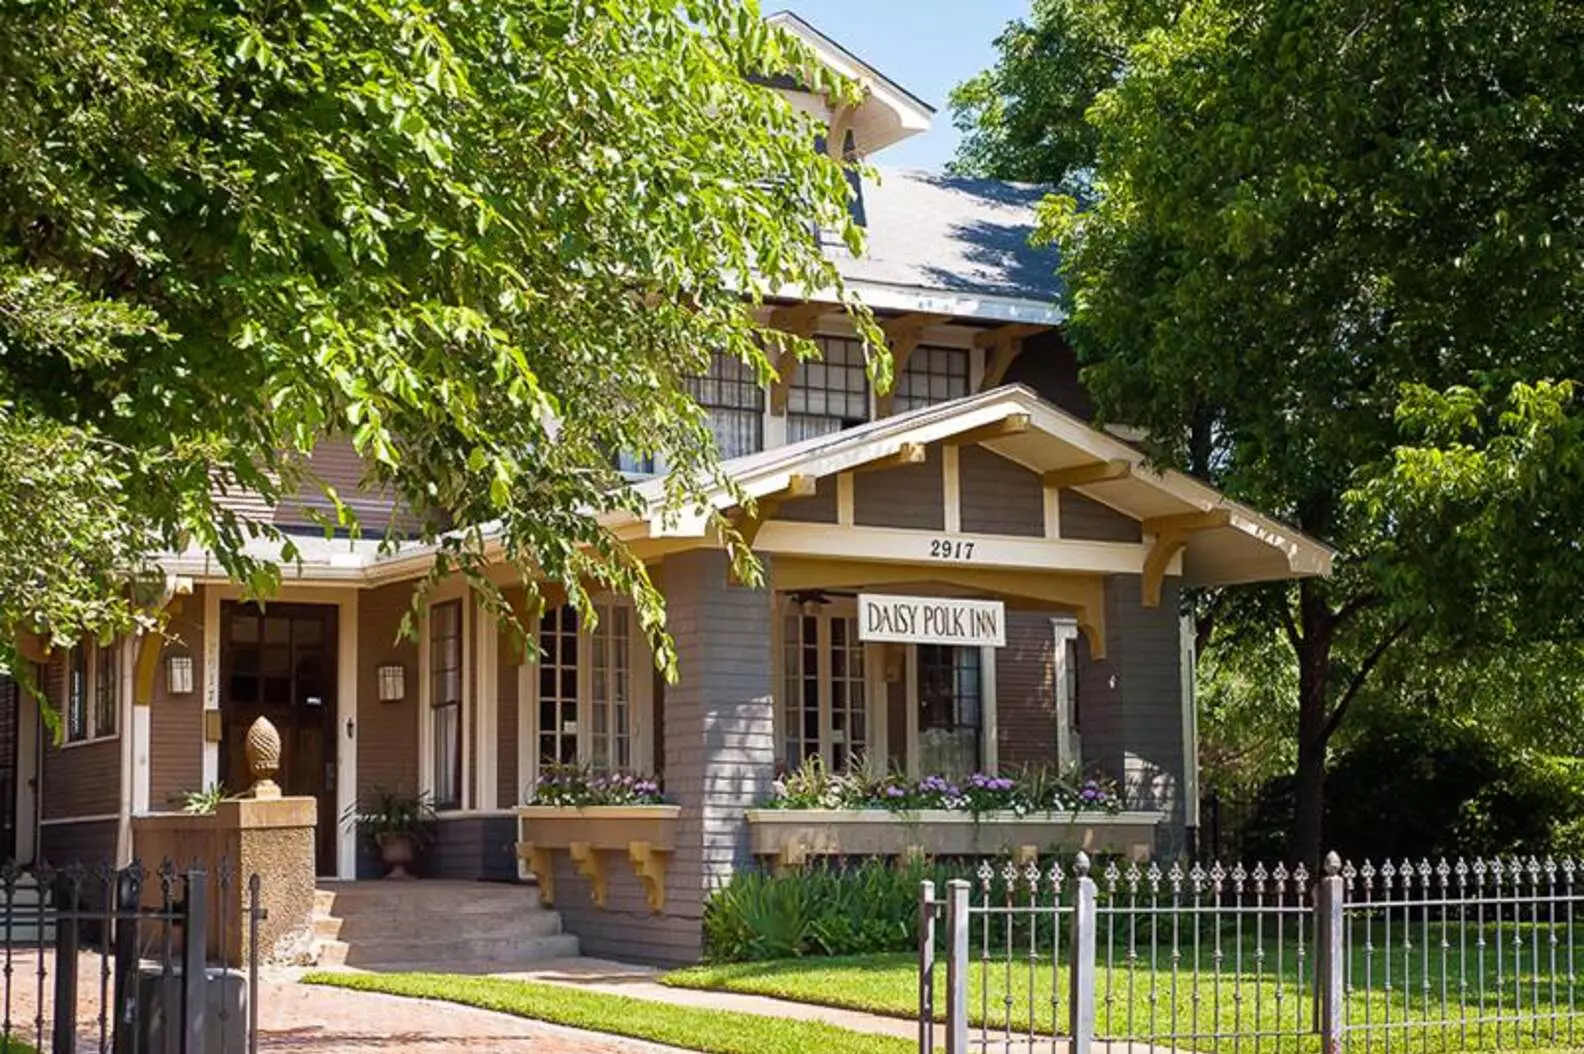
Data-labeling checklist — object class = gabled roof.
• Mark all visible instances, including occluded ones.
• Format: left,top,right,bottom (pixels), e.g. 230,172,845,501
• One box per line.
627,386,1333,588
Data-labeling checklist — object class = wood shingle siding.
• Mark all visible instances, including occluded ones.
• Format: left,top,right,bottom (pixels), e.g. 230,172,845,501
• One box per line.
960,447,1045,537
1060,490,1143,542
497,620,520,808
40,653,121,821
776,482,839,523
150,587,206,809
854,445,944,529
356,581,421,798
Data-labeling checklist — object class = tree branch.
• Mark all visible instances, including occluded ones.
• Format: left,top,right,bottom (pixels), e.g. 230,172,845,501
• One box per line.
1321,619,1412,742
1279,601,1302,653
1332,591,1380,631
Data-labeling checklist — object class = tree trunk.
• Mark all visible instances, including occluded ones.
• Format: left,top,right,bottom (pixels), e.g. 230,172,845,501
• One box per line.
1291,582,1334,869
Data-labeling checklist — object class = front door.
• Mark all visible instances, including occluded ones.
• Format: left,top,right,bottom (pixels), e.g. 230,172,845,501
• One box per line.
0,669,41,865
220,602,337,874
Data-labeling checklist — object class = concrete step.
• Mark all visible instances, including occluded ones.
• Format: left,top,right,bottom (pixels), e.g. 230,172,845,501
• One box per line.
316,938,350,967
317,881,542,916
2,879,56,944
337,933,581,969
313,914,343,941
332,908,563,943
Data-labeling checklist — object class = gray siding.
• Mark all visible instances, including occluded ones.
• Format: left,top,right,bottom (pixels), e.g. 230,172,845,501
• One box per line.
854,448,944,530
960,447,1044,537
40,819,118,868
1060,491,1142,542
427,815,520,882
552,549,775,966
1002,332,1092,421
776,483,838,524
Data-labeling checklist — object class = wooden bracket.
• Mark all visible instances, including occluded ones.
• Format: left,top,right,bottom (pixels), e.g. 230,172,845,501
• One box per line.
944,414,1031,447
974,324,1047,391
774,841,809,875
875,314,945,418
853,443,926,473
1043,459,1133,490
768,305,827,414
727,475,817,550
1140,508,1232,607
569,841,607,908
627,841,670,913
517,841,556,907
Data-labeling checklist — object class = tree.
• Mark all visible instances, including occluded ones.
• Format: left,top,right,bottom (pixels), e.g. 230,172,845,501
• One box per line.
0,0,876,676
956,0,1584,863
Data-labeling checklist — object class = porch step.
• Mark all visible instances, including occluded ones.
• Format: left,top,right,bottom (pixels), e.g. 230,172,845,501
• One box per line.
311,880,577,970
1,876,56,945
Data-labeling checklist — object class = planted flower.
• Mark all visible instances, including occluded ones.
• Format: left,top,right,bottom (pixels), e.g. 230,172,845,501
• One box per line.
525,762,667,807
763,756,1124,815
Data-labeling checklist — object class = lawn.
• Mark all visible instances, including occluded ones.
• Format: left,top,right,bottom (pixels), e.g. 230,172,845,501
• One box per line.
301,970,913,1054
663,924,1584,1054
0,1038,37,1054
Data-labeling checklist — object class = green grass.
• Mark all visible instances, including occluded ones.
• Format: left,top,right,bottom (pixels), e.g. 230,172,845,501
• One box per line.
0,1037,38,1054
301,970,913,1054
664,928,1584,1054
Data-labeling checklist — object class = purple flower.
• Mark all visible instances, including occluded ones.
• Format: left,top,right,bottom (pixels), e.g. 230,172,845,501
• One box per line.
885,785,905,798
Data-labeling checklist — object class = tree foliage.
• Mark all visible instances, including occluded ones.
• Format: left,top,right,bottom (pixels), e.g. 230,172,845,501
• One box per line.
957,0,1584,861
0,0,876,675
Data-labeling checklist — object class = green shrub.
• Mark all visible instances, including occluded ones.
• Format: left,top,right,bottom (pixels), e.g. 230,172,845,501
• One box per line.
702,855,1077,962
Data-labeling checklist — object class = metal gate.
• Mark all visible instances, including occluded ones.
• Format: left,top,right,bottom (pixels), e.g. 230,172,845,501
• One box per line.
2,859,263,1054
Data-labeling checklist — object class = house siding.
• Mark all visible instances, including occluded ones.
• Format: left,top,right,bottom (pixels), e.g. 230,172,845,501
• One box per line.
1003,332,1093,421
150,588,207,810
40,819,118,868
854,447,943,530
497,620,520,808
776,483,838,524
357,581,421,799
551,549,774,966
40,653,121,822
960,447,1044,537
1060,491,1142,543
429,814,519,882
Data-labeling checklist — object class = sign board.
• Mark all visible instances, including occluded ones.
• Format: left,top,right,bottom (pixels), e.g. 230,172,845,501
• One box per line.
857,594,1006,648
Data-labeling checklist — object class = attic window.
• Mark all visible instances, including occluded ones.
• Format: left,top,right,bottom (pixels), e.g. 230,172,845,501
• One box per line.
893,346,969,412
788,336,869,442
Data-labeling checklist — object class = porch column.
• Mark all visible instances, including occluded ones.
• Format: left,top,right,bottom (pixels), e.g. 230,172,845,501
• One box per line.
665,549,777,924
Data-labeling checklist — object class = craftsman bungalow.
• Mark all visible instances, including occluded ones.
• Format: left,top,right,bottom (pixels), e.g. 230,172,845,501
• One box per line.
0,12,1330,964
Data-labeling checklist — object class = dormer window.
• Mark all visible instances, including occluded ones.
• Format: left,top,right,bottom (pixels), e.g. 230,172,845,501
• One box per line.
893,346,970,413
788,336,869,442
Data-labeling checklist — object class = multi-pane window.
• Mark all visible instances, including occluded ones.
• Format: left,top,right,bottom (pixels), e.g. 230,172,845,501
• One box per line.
67,647,89,742
94,643,118,738
788,336,869,442
589,604,632,772
894,346,970,412
686,352,764,460
537,605,580,768
429,601,463,808
917,645,982,777
780,611,867,771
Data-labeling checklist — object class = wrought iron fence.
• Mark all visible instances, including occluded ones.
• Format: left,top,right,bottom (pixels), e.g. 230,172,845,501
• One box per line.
0,859,262,1054
920,851,1584,1053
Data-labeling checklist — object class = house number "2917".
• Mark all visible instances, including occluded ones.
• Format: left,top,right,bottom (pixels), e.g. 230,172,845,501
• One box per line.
929,539,976,560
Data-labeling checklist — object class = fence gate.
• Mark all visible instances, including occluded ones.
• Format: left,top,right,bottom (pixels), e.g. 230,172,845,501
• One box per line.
920,851,1584,1053
1,859,264,1054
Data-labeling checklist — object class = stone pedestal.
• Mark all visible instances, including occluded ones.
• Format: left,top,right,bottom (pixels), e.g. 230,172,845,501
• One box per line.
130,796,318,965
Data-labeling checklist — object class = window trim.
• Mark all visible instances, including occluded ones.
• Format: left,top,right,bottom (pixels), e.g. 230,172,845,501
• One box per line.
62,639,122,746
419,594,471,812
893,344,971,413
772,597,883,776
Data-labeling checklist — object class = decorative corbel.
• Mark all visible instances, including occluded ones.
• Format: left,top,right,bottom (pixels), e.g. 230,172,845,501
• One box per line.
974,324,1048,391
569,841,607,908
768,304,827,414
133,574,195,707
517,841,556,906
943,414,1031,447
1042,459,1133,490
627,841,669,913
874,314,945,418
1140,508,1232,607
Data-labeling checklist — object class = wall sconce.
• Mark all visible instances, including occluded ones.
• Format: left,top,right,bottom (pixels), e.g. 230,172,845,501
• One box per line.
376,663,406,703
166,653,195,695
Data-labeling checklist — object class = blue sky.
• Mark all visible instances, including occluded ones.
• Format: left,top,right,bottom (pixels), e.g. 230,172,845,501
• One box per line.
777,1,1032,171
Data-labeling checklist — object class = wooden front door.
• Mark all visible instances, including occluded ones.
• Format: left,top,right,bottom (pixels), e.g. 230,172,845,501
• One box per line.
220,602,337,874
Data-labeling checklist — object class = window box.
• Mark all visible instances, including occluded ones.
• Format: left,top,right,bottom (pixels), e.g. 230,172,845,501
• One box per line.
744,808,1164,868
514,804,682,913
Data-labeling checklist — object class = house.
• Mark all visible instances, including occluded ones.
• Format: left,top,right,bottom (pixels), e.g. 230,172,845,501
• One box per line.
0,11,1331,964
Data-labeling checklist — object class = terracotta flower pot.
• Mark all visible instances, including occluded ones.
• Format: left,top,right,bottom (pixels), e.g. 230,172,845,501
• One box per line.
378,833,419,879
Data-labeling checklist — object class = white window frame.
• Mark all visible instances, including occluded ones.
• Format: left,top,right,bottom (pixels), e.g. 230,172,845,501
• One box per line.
1052,618,1083,772
520,599,655,790
771,597,884,775
62,638,122,746
419,593,472,812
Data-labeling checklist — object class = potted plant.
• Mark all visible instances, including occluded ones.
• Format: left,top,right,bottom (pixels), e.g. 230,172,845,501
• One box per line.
344,787,437,879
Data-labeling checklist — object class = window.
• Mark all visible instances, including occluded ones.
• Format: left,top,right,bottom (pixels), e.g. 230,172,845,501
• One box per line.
429,601,463,808
532,602,649,780
779,609,867,771
686,352,764,460
917,645,982,777
788,336,869,442
894,346,969,412
1053,619,1082,770
94,643,118,738
67,647,89,742
64,641,119,743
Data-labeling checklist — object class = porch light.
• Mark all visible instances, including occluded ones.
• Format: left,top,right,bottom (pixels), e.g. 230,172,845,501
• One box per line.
166,653,195,695
376,662,406,703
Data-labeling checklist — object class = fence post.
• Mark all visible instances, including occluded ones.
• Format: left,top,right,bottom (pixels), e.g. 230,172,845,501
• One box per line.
944,878,970,1054
918,880,936,1054
113,866,143,1054
51,870,80,1054
1316,852,1345,1054
181,867,208,1054
1068,852,1097,1054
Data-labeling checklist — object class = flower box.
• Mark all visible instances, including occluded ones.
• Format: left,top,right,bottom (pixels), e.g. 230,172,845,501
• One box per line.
515,804,682,913
744,808,1164,868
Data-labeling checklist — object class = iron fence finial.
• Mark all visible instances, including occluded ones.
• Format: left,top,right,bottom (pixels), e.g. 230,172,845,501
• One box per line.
1324,851,1342,877
1074,851,1091,878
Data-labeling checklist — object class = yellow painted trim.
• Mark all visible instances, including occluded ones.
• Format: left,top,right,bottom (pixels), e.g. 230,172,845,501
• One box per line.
569,841,607,908
1043,459,1133,489
942,413,1030,446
